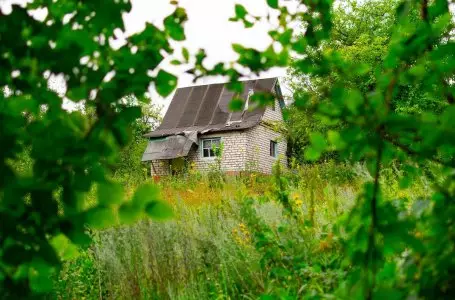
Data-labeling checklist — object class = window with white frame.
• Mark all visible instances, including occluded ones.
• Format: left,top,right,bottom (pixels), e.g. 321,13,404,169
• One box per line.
270,140,278,157
201,137,221,158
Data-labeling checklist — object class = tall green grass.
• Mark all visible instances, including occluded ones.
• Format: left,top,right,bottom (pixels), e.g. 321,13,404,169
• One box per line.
52,162,428,299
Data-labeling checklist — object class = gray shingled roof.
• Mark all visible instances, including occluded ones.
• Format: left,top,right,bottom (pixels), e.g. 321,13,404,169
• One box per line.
144,77,280,138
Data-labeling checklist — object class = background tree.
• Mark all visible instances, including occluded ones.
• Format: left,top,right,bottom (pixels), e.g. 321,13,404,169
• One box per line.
285,0,451,164
113,96,162,184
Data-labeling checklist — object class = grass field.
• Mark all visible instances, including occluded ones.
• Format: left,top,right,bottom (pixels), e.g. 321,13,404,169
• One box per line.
51,162,430,299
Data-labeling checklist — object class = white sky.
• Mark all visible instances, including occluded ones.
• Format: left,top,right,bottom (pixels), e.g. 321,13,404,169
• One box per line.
123,0,288,112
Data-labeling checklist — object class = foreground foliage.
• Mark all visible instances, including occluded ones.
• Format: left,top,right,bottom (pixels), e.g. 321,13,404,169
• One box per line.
224,0,454,298
1,0,181,296
1,0,454,298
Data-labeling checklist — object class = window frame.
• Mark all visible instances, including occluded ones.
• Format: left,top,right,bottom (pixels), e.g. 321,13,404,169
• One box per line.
270,140,278,158
201,137,222,158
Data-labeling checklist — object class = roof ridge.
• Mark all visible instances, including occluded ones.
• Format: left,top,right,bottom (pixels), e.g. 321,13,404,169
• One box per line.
177,76,278,89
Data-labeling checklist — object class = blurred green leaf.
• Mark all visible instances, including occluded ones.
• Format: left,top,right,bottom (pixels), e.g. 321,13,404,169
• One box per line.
155,70,177,97
132,183,161,208
98,182,124,206
229,98,244,111
118,203,142,225
85,207,117,229
29,259,55,293
266,0,279,9
50,234,80,261
310,132,327,152
304,147,321,161
145,201,174,220
234,4,248,18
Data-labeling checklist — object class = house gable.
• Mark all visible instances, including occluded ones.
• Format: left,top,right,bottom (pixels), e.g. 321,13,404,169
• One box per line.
262,97,284,123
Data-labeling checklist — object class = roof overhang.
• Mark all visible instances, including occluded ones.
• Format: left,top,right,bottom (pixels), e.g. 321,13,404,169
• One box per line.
141,132,198,161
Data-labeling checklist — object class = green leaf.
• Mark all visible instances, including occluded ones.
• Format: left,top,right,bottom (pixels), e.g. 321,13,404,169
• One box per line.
118,203,142,225
227,81,243,93
155,70,177,97
98,182,124,206
267,0,279,9
182,47,189,61
164,7,187,41
304,147,321,161
310,132,327,152
232,43,244,54
229,98,244,111
50,234,80,261
328,130,346,149
29,259,55,293
132,183,161,208
85,207,117,229
346,89,363,114
145,201,174,220
235,4,248,19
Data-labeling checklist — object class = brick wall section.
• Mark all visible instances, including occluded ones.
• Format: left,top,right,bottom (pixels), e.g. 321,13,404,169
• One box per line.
187,131,248,172
262,98,283,122
245,124,287,174
150,160,170,176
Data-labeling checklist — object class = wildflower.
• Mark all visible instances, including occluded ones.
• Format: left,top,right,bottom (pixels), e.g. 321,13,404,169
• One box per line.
290,192,300,201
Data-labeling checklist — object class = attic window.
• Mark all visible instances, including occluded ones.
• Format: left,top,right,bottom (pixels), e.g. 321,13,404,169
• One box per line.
244,88,254,112
271,100,275,111
201,137,221,158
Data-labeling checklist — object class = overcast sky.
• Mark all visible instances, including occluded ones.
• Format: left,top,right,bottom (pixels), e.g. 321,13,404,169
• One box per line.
1,0,289,112
123,0,287,111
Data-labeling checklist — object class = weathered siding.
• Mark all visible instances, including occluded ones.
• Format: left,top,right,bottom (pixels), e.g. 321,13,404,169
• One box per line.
245,124,287,174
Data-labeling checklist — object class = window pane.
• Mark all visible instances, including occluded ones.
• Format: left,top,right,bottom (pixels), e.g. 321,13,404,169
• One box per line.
201,138,221,157
270,141,277,157
212,138,220,146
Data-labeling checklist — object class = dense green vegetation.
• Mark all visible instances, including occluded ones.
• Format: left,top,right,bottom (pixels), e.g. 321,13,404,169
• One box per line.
1,0,454,299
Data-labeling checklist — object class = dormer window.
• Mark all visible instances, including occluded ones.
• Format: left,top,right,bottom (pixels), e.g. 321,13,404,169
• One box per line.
244,88,254,112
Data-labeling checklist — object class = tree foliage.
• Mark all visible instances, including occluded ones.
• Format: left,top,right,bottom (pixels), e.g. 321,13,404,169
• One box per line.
285,0,451,164
224,0,455,298
0,1,181,296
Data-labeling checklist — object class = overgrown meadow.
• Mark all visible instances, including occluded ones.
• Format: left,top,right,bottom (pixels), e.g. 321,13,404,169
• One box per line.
51,161,432,299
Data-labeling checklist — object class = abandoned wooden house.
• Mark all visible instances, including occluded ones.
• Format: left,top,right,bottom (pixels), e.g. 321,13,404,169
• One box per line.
142,77,287,176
